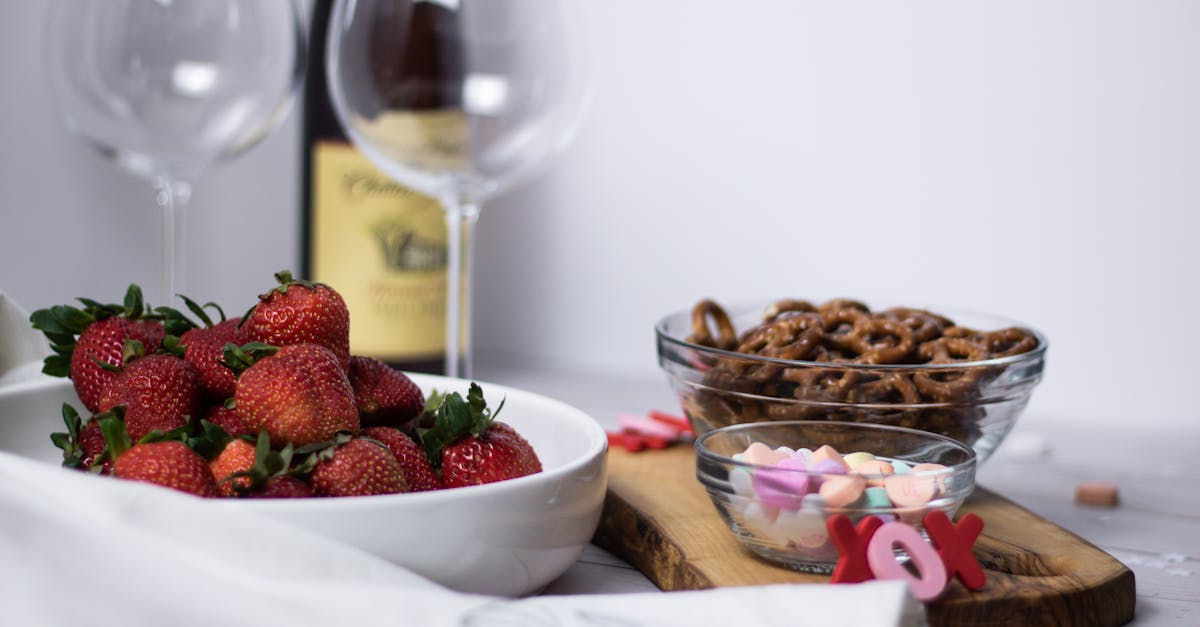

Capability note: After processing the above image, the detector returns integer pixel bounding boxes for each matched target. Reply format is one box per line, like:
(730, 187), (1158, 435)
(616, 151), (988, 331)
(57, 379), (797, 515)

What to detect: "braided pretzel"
(687, 299), (737, 350)
(986, 327), (1038, 357)
(734, 314), (825, 381)
(942, 326), (986, 343)
(821, 307), (869, 353)
(736, 314), (825, 361)
(784, 365), (859, 402)
(846, 373), (922, 404)
(762, 299), (817, 322)
(827, 315), (916, 365)
(913, 338), (988, 402)
(881, 307), (953, 345)
(819, 298), (870, 316)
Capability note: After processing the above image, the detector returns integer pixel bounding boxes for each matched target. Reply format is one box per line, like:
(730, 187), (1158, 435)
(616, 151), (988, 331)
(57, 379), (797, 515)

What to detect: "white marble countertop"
(477, 361), (1200, 626)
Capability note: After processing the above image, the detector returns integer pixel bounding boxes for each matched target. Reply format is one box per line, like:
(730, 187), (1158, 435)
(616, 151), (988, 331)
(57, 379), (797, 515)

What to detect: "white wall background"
(1, 1), (1197, 431)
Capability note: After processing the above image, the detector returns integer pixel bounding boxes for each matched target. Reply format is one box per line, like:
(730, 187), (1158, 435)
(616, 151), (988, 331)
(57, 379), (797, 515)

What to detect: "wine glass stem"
(154, 177), (192, 307)
(443, 197), (479, 379)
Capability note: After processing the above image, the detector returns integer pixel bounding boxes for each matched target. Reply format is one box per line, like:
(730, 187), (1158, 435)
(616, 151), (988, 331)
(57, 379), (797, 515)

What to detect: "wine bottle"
(302, 0), (459, 373)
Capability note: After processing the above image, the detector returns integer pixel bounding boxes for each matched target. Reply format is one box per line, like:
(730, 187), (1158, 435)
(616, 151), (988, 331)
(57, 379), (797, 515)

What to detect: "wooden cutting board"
(593, 446), (1135, 626)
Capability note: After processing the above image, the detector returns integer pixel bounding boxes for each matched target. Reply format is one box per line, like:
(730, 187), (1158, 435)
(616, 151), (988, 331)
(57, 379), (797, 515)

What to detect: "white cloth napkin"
(0, 293), (924, 627)
(0, 291), (51, 388)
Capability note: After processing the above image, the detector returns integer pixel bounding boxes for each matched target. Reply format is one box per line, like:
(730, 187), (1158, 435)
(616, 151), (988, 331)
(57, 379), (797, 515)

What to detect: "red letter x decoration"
(923, 510), (986, 590)
(827, 514), (883, 583)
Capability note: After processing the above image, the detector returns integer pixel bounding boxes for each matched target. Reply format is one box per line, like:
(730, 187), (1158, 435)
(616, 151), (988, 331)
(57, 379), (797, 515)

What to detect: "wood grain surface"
(593, 446), (1136, 627)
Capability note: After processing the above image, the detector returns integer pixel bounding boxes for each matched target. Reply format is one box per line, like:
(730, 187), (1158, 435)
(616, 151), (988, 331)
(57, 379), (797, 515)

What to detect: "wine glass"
(44, 0), (307, 305)
(325, 0), (588, 378)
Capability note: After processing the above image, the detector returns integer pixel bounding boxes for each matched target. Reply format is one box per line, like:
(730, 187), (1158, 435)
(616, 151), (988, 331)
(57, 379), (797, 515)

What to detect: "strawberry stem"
(417, 383), (502, 470)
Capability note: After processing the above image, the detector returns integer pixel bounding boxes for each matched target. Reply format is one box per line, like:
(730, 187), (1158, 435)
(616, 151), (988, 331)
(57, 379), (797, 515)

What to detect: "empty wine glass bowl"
(696, 421), (976, 573)
(45, 0), (306, 182)
(326, 0), (587, 204)
(657, 300), (1047, 463)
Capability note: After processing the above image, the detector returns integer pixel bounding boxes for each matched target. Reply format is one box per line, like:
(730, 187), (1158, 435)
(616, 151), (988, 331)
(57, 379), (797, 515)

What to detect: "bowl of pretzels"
(656, 298), (1046, 463)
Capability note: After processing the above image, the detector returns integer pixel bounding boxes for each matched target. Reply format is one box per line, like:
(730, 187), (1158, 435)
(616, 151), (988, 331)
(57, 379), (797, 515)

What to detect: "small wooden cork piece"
(1075, 481), (1120, 507)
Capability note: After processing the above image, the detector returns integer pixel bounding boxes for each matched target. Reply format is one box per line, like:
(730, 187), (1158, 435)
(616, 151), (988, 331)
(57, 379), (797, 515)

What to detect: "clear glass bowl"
(657, 300), (1047, 463)
(696, 421), (977, 573)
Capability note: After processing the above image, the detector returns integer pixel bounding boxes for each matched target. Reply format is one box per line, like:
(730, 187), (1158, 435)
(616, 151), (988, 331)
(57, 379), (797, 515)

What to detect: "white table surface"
(476, 361), (1200, 626)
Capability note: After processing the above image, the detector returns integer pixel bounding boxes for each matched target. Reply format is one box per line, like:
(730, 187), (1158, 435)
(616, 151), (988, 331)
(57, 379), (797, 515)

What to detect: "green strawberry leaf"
(96, 408), (132, 461)
(137, 425), (191, 445)
(155, 306), (199, 337)
(423, 388), (447, 414)
(61, 403), (82, 438)
(220, 342), (279, 377)
(160, 334), (186, 358)
(41, 355), (70, 378)
(188, 420), (235, 460)
(74, 298), (110, 313)
(50, 403), (85, 468)
(178, 294), (217, 328)
(123, 284), (146, 319)
(228, 432), (310, 494)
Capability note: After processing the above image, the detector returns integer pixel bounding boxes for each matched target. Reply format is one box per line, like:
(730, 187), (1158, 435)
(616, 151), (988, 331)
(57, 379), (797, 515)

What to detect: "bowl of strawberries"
(0, 272), (608, 597)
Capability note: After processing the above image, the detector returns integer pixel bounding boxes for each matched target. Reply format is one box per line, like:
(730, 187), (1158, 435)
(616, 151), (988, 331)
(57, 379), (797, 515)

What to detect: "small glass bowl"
(657, 300), (1047, 463)
(695, 421), (977, 573)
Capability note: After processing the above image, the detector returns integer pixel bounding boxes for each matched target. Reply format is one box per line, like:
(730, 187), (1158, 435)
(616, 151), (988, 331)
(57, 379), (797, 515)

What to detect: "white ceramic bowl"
(0, 372), (608, 597)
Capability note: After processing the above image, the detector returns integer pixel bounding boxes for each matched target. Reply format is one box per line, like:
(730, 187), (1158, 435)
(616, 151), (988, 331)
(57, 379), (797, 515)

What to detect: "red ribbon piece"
(827, 514), (884, 583)
(923, 510), (986, 591)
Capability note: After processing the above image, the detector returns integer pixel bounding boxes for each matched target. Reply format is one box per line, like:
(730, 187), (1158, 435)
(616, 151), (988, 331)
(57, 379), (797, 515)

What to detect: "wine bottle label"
(356, 109), (468, 171)
(311, 140), (447, 360)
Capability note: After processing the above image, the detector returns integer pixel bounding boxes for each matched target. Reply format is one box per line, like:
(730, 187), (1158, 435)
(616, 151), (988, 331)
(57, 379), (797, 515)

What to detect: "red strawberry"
(30, 285), (165, 413)
(349, 357), (425, 427)
(72, 319), (166, 412)
(439, 422), (542, 488)
(78, 418), (112, 474)
(200, 404), (250, 438)
(363, 426), (440, 491)
(98, 353), (201, 441)
(244, 271), (351, 370)
(180, 317), (247, 401)
(310, 438), (409, 497)
(113, 441), (220, 498)
(210, 438), (257, 496)
(246, 476), (313, 499)
(49, 404), (113, 474)
(421, 384), (542, 489)
(232, 343), (359, 447)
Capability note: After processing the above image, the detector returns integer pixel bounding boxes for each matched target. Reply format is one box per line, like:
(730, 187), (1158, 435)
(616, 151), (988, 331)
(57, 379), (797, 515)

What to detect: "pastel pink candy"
(742, 442), (791, 466)
(811, 445), (850, 471)
(854, 460), (894, 476)
(751, 458), (809, 509)
(854, 460), (895, 486)
(884, 474), (939, 507)
(809, 459), (848, 475)
(818, 473), (866, 508)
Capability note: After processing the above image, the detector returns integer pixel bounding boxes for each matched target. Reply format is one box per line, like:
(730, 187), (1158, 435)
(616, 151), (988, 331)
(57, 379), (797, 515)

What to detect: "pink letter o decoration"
(865, 521), (948, 602)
